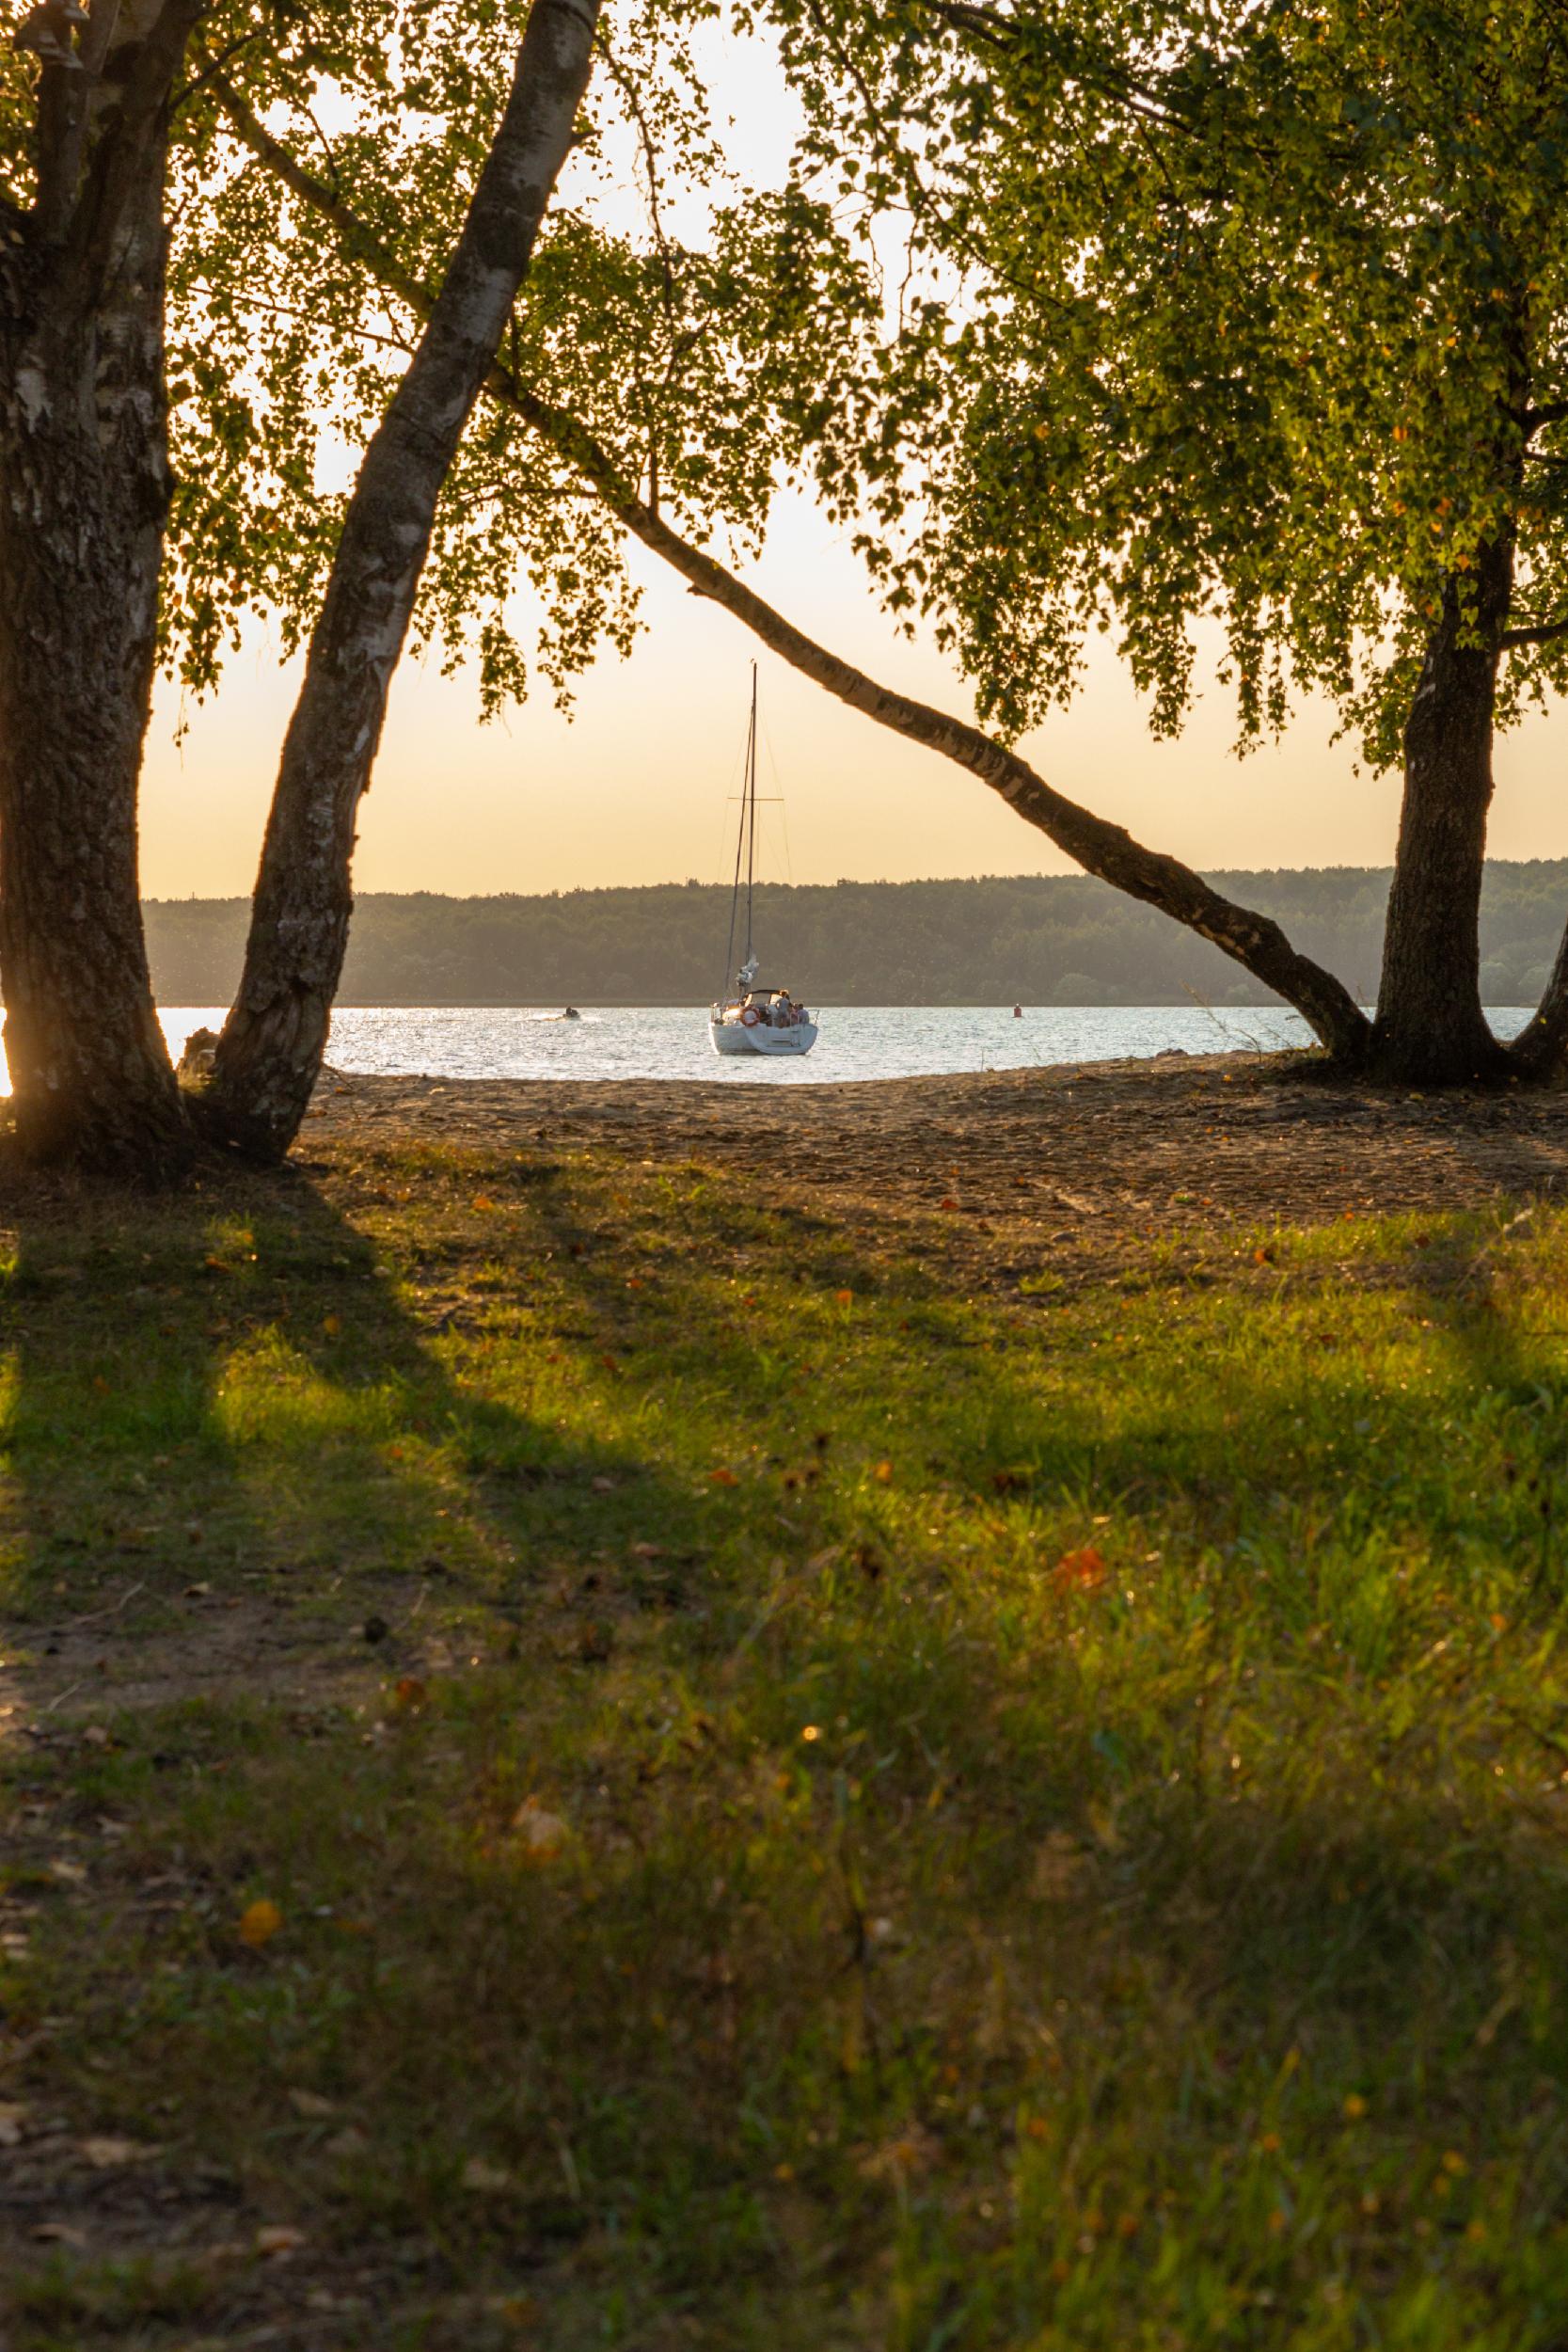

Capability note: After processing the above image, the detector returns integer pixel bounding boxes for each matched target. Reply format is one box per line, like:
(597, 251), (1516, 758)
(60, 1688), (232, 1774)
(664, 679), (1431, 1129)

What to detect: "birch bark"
(198, 0), (600, 1159)
(0, 0), (204, 1172)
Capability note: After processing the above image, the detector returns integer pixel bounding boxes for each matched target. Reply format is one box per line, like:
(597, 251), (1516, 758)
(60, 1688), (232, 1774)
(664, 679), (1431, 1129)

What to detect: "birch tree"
(0, 0), (207, 1171)
(180, 0), (1368, 1118)
(757, 0), (1568, 1085)
(192, 0), (599, 1158)
(0, 0), (596, 1170)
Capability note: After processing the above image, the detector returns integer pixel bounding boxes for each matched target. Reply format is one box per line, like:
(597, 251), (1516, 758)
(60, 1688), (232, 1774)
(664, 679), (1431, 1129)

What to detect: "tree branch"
(1499, 615), (1568, 650)
(208, 71), (1372, 1066)
(65, 0), (207, 304)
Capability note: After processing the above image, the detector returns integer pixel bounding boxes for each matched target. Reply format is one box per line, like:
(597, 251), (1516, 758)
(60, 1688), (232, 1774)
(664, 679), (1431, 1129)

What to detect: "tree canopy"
(760, 0), (1568, 766)
(159, 0), (875, 719)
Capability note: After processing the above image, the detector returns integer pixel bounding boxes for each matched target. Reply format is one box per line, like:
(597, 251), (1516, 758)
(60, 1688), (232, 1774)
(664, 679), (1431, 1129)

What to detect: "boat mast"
(721, 661), (758, 998)
(743, 660), (757, 973)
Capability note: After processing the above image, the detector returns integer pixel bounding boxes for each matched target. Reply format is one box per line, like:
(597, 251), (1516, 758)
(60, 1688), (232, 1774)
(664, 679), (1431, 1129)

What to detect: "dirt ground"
(304, 1048), (1568, 1239)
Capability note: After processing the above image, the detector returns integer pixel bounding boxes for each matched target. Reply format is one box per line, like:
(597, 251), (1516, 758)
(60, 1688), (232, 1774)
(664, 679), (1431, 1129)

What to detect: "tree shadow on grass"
(11, 1159), (1568, 2344)
(0, 1150), (694, 1729)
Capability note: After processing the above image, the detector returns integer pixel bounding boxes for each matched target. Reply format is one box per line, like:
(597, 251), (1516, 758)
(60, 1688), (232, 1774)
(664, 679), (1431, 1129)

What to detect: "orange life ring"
(741, 1006), (760, 1027)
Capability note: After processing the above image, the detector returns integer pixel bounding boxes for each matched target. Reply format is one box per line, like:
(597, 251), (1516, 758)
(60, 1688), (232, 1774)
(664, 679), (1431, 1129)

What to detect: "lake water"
(119, 1002), (1538, 1088)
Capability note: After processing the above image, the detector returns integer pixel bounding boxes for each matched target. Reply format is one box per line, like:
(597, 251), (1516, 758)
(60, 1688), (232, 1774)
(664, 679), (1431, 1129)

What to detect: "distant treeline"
(143, 865), (1568, 1008)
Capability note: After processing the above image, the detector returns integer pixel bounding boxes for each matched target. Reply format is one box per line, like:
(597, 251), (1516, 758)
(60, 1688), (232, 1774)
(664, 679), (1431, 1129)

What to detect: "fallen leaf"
(630, 1540), (664, 1560)
(858, 2126), (941, 2183)
(255, 2225), (307, 2257)
(462, 2156), (513, 2193)
(512, 1797), (570, 1861)
(287, 2090), (337, 2119)
(391, 1676), (427, 1710)
(238, 1899), (283, 1949)
(939, 1197), (959, 1212)
(1053, 1545), (1107, 1595)
(322, 1313), (341, 1337)
(873, 1460), (894, 1485)
(708, 1467), (738, 1487)
(591, 1474), (618, 1493)
(834, 1288), (854, 1305)
(472, 1195), (497, 1212)
(79, 2137), (157, 2168)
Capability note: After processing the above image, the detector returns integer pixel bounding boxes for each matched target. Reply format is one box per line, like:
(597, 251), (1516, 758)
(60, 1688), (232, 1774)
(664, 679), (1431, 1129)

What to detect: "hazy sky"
(140, 485), (1568, 900)
(138, 22), (1568, 904)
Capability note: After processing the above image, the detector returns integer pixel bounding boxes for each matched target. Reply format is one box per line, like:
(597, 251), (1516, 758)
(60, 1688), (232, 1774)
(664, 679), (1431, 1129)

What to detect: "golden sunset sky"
(138, 489), (1568, 899)
(137, 20), (1568, 902)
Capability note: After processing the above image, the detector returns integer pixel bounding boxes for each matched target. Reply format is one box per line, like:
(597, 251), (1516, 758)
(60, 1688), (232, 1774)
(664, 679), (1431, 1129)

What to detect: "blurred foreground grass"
(4, 1139), (1568, 2346)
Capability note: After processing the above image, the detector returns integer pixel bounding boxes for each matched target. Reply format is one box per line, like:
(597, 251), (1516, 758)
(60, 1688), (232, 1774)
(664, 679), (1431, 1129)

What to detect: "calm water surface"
(119, 1002), (1538, 1088)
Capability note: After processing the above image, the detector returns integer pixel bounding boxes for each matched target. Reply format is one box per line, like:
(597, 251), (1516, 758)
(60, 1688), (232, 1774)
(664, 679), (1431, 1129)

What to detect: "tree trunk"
(197, 0), (599, 1162)
(0, 2), (202, 1176)
(1369, 544), (1513, 1085)
(1508, 931), (1568, 1078)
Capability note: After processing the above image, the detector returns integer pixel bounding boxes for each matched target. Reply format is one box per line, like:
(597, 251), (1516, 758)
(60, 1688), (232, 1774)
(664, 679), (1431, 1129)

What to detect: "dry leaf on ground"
(79, 2136), (158, 2168)
(255, 2225), (308, 2257)
(1053, 1545), (1107, 1594)
(512, 1797), (570, 1861)
(462, 2156), (514, 2192)
(287, 2089), (337, 2119)
(238, 1899), (283, 1948)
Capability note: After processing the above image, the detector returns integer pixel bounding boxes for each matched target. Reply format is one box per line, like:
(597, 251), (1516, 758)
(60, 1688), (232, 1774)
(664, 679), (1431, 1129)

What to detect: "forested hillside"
(143, 864), (1568, 1008)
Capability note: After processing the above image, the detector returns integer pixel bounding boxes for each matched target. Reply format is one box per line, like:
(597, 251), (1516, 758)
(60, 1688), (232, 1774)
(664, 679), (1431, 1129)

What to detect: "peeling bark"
(198, 0), (601, 1161)
(0, 1), (204, 1174)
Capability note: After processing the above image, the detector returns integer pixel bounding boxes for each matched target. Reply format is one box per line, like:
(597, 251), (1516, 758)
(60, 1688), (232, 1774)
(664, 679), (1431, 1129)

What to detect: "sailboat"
(709, 664), (818, 1058)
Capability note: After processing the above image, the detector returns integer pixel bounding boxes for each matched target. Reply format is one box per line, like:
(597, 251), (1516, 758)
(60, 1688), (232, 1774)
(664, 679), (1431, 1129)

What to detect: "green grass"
(6, 1143), (1568, 2345)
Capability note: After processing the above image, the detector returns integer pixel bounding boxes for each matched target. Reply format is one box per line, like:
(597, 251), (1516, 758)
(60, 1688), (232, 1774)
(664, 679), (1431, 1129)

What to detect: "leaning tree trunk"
(210, 72), (1375, 1073)
(197, 0), (599, 1162)
(1370, 541), (1514, 1086)
(0, 6), (199, 1174)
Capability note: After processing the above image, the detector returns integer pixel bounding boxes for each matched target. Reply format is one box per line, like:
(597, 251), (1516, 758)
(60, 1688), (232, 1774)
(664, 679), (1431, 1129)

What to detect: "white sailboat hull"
(710, 1019), (818, 1057)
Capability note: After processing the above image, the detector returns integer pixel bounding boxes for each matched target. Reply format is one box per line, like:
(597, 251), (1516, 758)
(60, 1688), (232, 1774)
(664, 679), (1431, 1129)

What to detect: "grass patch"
(4, 1144), (1568, 2344)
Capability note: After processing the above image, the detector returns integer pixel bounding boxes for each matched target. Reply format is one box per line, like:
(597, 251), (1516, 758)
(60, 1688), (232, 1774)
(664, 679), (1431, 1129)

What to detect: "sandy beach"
(303, 1049), (1568, 1244)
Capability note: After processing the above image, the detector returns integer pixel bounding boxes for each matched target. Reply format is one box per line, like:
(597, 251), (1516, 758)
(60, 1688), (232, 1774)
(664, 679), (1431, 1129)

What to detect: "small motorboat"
(709, 664), (817, 1059)
(561, 1006), (581, 1020)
